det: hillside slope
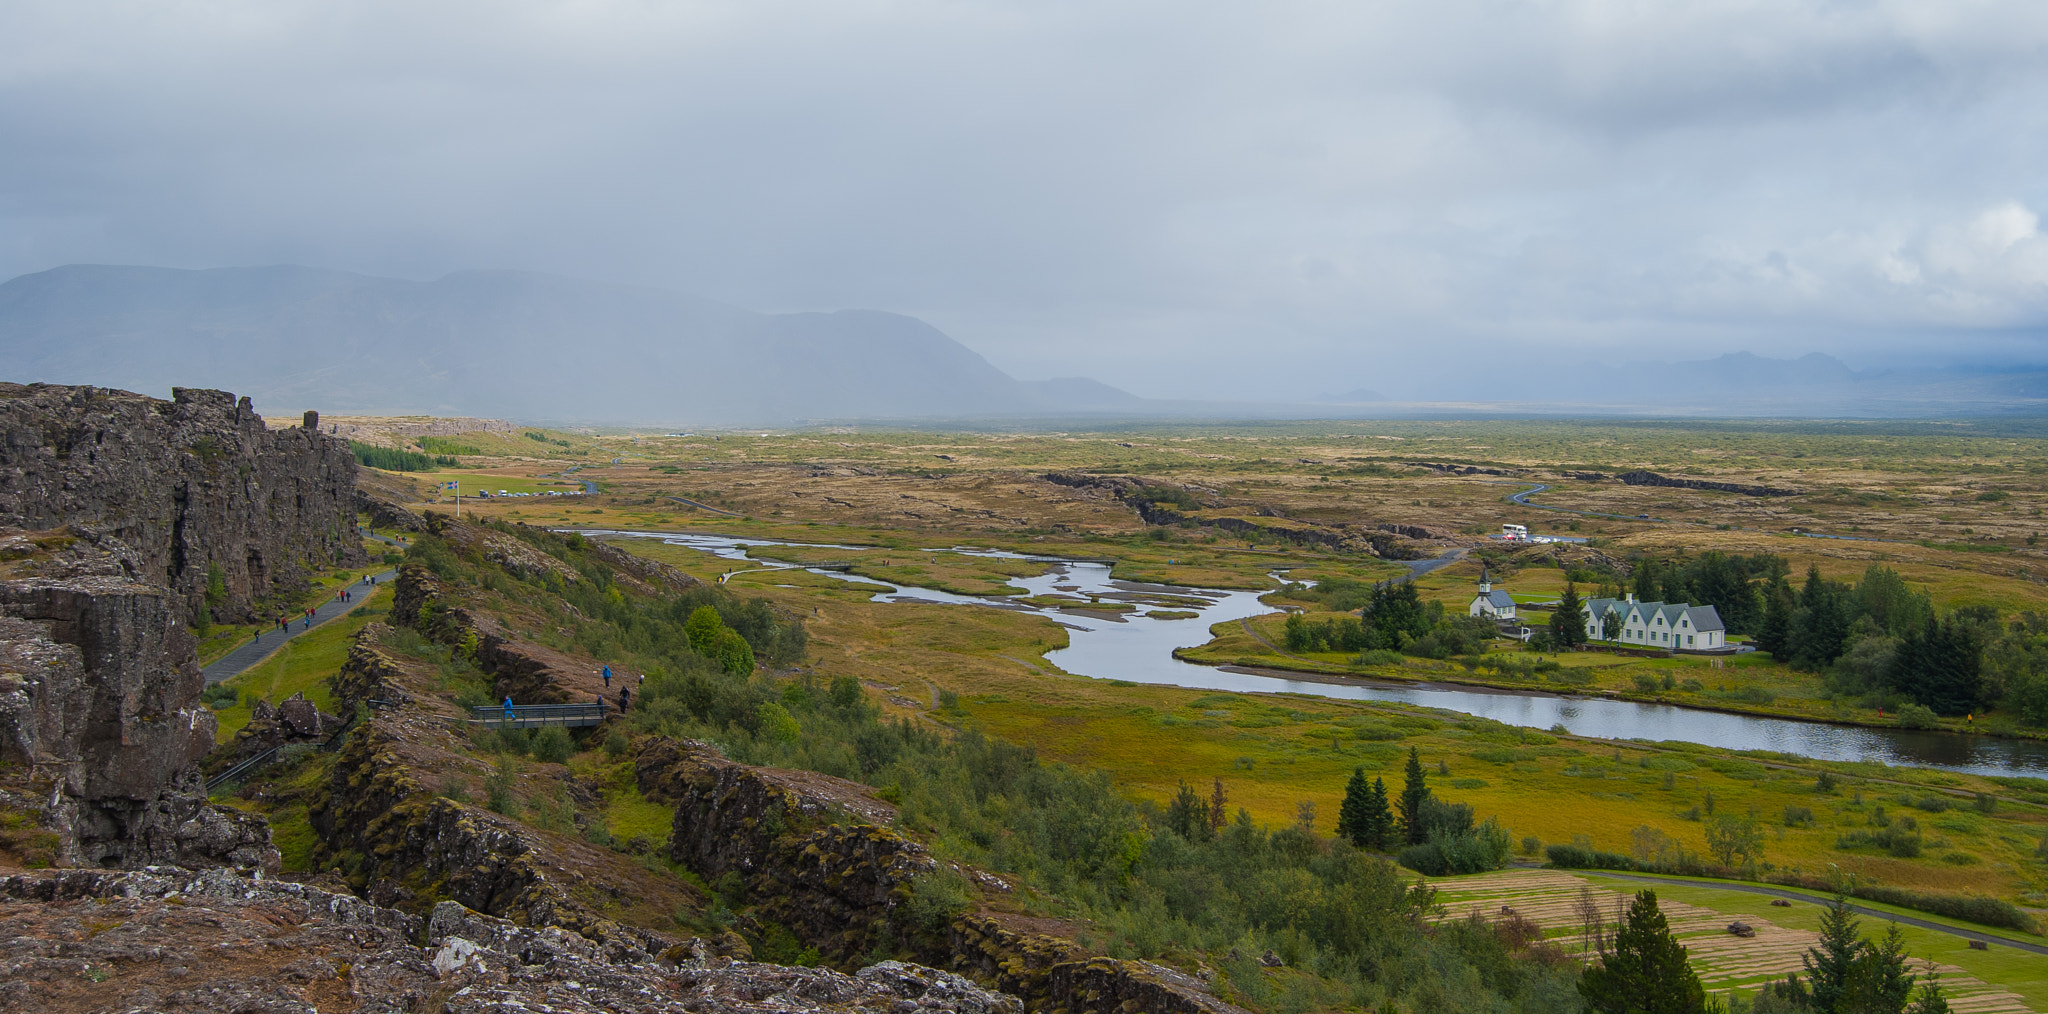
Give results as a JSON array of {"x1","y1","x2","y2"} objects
[{"x1": 0, "y1": 265, "x2": 1137, "y2": 425}]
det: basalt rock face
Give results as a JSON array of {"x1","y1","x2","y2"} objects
[
  {"x1": 308, "y1": 720, "x2": 685, "y2": 962},
  {"x1": 0, "y1": 383, "x2": 360, "y2": 873},
  {"x1": 0, "y1": 577, "x2": 273, "y2": 871},
  {"x1": 636, "y1": 737, "x2": 925, "y2": 962},
  {"x1": 0, "y1": 383, "x2": 365, "y2": 623}
]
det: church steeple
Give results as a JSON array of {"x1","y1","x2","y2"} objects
[{"x1": 1478, "y1": 564, "x2": 1491, "y2": 594}]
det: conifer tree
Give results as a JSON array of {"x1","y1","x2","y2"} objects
[
  {"x1": 1337, "y1": 767, "x2": 1372, "y2": 847},
  {"x1": 1366, "y1": 776, "x2": 1394, "y2": 850},
  {"x1": 1552, "y1": 583, "x2": 1586, "y2": 647},
  {"x1": 1756, "y1": 576, "x2": 1796, "y2": 658},
  {"x1": 1578, "y1": 889, "x2": 1707, "y2": 1014},
  {"x1": 1399, "y1": 747, "x2": 1430, "y2": 846},
  {"x1": 1803, "y1": 896, "x2": 1864, "y2": 1014}
]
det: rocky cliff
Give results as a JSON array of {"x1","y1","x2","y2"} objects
[
  {"x1": 0, "y1": 383, "x2": 363, "y2": 873},
  {"x1": 0, "y1": 383, "x2": 365, "y2": 623}
]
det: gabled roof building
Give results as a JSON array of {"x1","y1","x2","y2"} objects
[
  {"x1": 1468, "y1": 564, "x2": 1517, "y2": 620},
  {"x1": 1582, "y1": 593, "x2": 1726, "y2": 651}
]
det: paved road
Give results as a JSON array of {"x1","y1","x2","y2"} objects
[
  {"x1": 1574, "y1": 869, "x2": 2048, "y2": 956},
  {"x1": 202, "y1": 527, "x2": 406, "y2": 686},
  {"x1": 1397, "y1": 547, "x2": 1465, "y2": 582}
]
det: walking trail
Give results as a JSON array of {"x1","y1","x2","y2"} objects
[{"x1": 201, "y1": 528, "x2": 403, "y2": 686}]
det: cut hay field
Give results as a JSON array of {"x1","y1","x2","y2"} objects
[{"x1": 1432, "y1": 869, "x2": 2047, "y2": 1011}]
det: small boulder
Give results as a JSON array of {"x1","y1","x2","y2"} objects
[
  {"x1": 1727, "y1": 922, "x2": 1756, "y2": 938},
  {"x1": 1259, "y1": 949, "x2": 1285, "y2": 967}
]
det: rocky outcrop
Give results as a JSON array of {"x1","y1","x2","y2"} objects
[
  {"x1": 636, "y1": 738, "x2": 1251, "y2": 1014},
  {"x1": 0, "y1": 866, "x2": 1022, "y2": 1014},
  {"x1": 583, "y1": 533, "x2": 702, "y2": 594},
  {"x1": 392, "y1": 560, "x2": 594, "y2": 704},
  {"x1": 309, "y1": 721, "x2": 682, "y2": 961},
  {"x1": 1405, "y1": 461, "x2": 1520, "y2": 476},
  {"x1": 0, "y1": 384, "x2": 366, "y2": 624},
  {"x1": 0, "y1": 580, "x2": 273, "y2": 871},
  {"x1": 218, "y1": 691, "x2": 345, "y2": 764},
  {"x1": 951, "y1": 916, "x2": 1248, "y2": 1014},
  {"x1": 1617, "y1": 470, "x2": 1801, "y2": 497},
  {"x1": 636, "y1": 737, "x2": 921, "y2": 960},
  {"x1": 329, "y1": 623, "x2": 418, "y2": 711}
]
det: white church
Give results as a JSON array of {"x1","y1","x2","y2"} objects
[
  {"x1": 1580, "y1": 593, "x2": 1727, "y2": 651},
  {"x1": 1467, "y1": 565, "x2": 1517, "y2": 620}
]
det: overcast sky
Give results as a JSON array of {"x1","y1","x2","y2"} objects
[{"x1": 3, "y1": 1, "x2": 2046, "y2": 400}]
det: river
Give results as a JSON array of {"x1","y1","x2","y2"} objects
[{"x1": 583, "y1": 529, "x2": 2048, "y2": 779}]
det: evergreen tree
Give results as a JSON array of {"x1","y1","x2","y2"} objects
[
  {"x1": 1167, "y1": 780, "x2": 1209, "y2": 841},
  {"x1": 1803, "y1": 896, "x2": 1864, "y2": 1014},
  {"x1": 1756, "y1": 576, "x2": 1796, "y2": 658},
  {"x1": 1362, "y1": 581, "x2": 1432, "y2": 648},
  {"x1": 1208, "y1": 777, "x2": 1228, "y2": 833},
  {"x1": 1892, "y1": 616, "x2": 1983, "y2": 717},
  {"x1": 1634, "y1": 561, "x2": 1661, "y2": 602},
  {"x1": 1842, "y1": 922, "x2": 1915, "y2": 1014},
  {"x1": 1552, "y1": 583, "x2": 1587, "y2": 647},
  {"x1": 1578, "y1": 889, "x2": 1708, "y2": 1014},
  {"x1": 1399, "y1": 747, "x2": 1430, "y2": 846},
  {"x1": 1337, "y1": 767, "x2": 1372, "y2": 847},
  {"x1": 1794, "y1": 566, "x2": 1854, "y2": 670},
  {"x1": 1365, "y1": 776, "x2": 1393, "y2": 850}
]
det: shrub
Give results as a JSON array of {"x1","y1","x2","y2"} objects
[
  {"x1": 1782, "y1": 805, "x2": 1814, "y2": 828},
  {"x1": 1632, "y1": 674, "x2": 1660, "y2": 693},
  {"x1": 1912, "y1": 794, "x2": 1951, "y2": 813},
  {"x1": 1544, "y1": 844, "x2": 1636, "y2": 870},
  {"x1": 1895, "y1": 702, "x2": 1940, "y2": 729},
  {"x1": 495, "y1": 727, "x2": 529, "y2": 756},
  {"x1": 531, "y1": 727, "x2": 574, "y2": 764}
]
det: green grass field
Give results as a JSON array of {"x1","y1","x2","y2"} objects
[{"x1": 208, "y1": 581, "x2": 392, "y2": 741}]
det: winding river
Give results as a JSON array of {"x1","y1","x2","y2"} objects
[{"x1": 584, "y1": 529, "x2": 2048, "y2": 779}]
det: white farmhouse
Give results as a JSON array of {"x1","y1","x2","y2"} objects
[
  {"x1": 1467, "y1": 565, "x2": 1517, "y2": 620},
  {"x1": 1582, "y1": 593, "x2": 1726, "y2": 651}
]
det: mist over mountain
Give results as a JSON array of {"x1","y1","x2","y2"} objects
[
  {"x1": 4, "y1": 264, "x2": 2044, "y2": 424},
  {"x1": 0, "y1": 265, "x2": 1141, "y2": 425}
]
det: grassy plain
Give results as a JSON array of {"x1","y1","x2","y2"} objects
[{"x1": 346, "y1": 417, "x2": 2048, "y2": 964}]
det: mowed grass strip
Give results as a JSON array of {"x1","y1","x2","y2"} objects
[{"x1": 1431, "y1": 869, "x2": 2043, "y2": 1011}]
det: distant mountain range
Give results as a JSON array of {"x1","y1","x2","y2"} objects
[
  {"x1": 3, "y1": 264, "x2": 2043, "y2": 423},
  {"x1": 0, "y1": 265, "x2": 1141, "y2": 425}
]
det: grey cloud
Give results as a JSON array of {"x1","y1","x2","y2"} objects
[{"x1": 1, "y1": 0, "x2": 2046, "y2": 403}]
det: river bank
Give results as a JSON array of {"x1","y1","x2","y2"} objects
[{"x1": 1174, "y1": 642, "x2": 2048, "y2": 747}]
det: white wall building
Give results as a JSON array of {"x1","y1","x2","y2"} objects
[
  {"x1": 1582, "y1": 594, "x2": 1726, "y2": 651},
  {"x1": 1468, "y1": 565, "x2": 1517, "y2": 620}
]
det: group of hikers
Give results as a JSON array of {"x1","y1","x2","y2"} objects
[
  {"x1": 249, "y1": 572, "x2": 382, "y2": 646},
  {"x1": 498, "y1": 663, "x2": 640, "y2": 723}
]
